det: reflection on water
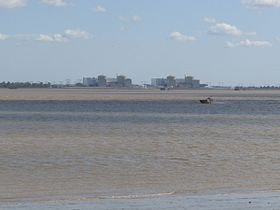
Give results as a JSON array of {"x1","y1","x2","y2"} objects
[{"x1": 1, "y1": 100, "x2": 280, "y2": 201}]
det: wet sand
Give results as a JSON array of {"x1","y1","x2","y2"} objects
[{"x1": 0, "y1": 88, "x2": 280, "y2": 101}]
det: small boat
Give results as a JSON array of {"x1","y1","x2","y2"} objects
[{"x1": 200, "y1": 97, "x2": 213, "y2": 104}]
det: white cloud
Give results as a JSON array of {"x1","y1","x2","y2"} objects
[
  {"x1": 209, "y1": 22, "x2": 243, "y2": 36},
  {"x1": 64, "y1": 29, "x2": 91, "y2": 39},
  {"x1": 41, "y1": 0, "x2": 67, "y2": 7},
  {"x1": 207, "y1": 19, "x2": 256, "y2": 37},
  {"x1": 0, "y1": 33, "x2": 10, "y2": 40},
  {"x1": 0, "y1": 0, "x2": 26, "y2": 8},
  {"x1": 0, "y1": 29, "x2": 91, "y2": 43},
  {"x1": 95, "y1": 5, "x2": 106, "y2": 12},
  {"x1": 170, "y1": 32, "x2": 196, "y2": 41},
  {"x1": 242, "y1": 0, "x2": 280, "y2": 7},
  {"x1": 203, "y1": 17, "x2": 216, "y2": 24},
  {"x1": 36, "y1": 29, "x2": 91, "y2": 42},
  {"x1": 226, "y1": 39, "x2": 272, "y2": 48},
  {"x1": 36, "y1": 34, "x2": 68, "y2": 42}
]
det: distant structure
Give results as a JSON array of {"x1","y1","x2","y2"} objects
[
  {"x1": 151, "y1": 78, "x2": 166, "y2": 87},
  {"x1": 98, "y1": 75, "x2": 107, "y2": 87},
  {"x1": 166, "y1": 75, "x2": 176, "y2": 88},
  {"x1": 83, "y1": 75, "x2": 132, "y2": 87},
  {"x1": 83, "y1": 77, "x2": 97, "y2": 86},
  {"x1": 151, "y1": 75, "x2": 207, "y2": 88}
]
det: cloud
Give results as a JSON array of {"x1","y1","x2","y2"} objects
[
  {"x1": 41, "y1": 0, "x2": 67, "y2": 7},
  {"x1": 0, "y1": 0, "x2": 26, "y2": 8},
  {"x1": 244, "y1": 31, "x2": 257, "y2": 35},
  {"x1": 170, "y1": 32, "x2": 196, "y2": 41},
  {"x1": 95, "y1": 5, "x2": 106, "y2": 12},
  {"x1": 36, "y1": 34, "x2": 68, "y2": 42},
  {"x1": 0, "y1": 0, "x2": 69, "y2": 8},
  {"x1": 242, "y1": 0, "x2": 280, "y2": 7},
  {"x1": 226, "y1": 39, "x2": 272, "y2": 48},
  {"x1": 132, "y1": 16, "x2": 142, "y2": 22},
  {"x1": 36, "y1": 29, "x2": 91, "y2": 42},
  {"x1": 206, "y1": 18, "x2": 256, "y2": 37},
  {"x1": 209, "y1": 22, "x2": 243, "y2": 36},
  {"x1": 0, "y1": 33, "x2": 10, "y2": 40},
  {"x1": 64, "y1": 29, "x2": 91, "y2": 39},
  {"x1": 119, "y1": 15, "x2": 142, "y2": 22},
  {"x1": 203, "y1": 17, "x2": 216, "y2": 24},
  {"x1": 0, "y1": 29, "x2": 92, "y2": 43}
]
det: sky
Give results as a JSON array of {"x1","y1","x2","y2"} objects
[{"x1": 1, "y1": 0, "x2": 280, "y2": 86}]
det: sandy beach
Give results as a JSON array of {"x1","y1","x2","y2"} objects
[{"x1": 0, "y1": 88, "x2": 280, "y2": 101}]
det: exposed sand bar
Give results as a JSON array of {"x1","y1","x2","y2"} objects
[{"x1": 0, "y1": 88, "x2": 280, "y2": 100}]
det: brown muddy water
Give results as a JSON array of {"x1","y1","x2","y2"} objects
[{"x1": 1, "y1": 89, "x2": 280, "y2": 203}]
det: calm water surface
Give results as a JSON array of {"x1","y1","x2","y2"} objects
[{"x1": 1, "y1": 99, "x2": 280, "y2": 206}]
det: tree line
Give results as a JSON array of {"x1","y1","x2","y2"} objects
[{"x1": 0, "y1": 82, "x2": 51, "y2": 89}]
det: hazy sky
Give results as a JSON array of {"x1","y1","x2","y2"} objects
[{"x1": 1, "y1": 0, "x2": 280, "y2": 86}]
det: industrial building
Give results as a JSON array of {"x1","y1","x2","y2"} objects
[
  {"x1": 151, "y1": 75, "x2": 206, "y2": 88},
  {"x1": 82, "y1": 77, "x2": 97, "y2": 86},
  {"x1": 83, "y1": 75, "x2": 132, "y2": 87}
]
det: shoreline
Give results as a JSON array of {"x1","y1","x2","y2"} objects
[
  {"x1": 2, "y1": 189, "x2": 280, "y2": 210},
  {"x1": 0, "y1": 88, "x2": 280, "y2": 101},
  {"x1": 1, "y1": 187, "x2": 280, "y2": 204}
]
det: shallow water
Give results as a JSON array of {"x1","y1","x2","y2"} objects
[
  {"x1": 2, "y1": 191, "x2": 280, "y2": 210},
  {"x1": 1, "y1": 98, "x2": 280, "y2": 203}
]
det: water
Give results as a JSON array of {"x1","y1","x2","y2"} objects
[
  {"x1": 0, "y1": 99, "x2": 280, "y2": 114},
  {"x1": 1, "y1": 99, "x2": 280, "y2": 207},
  {"x1": 2, "y1": 191, "x2": 280, "y2": 210}
]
